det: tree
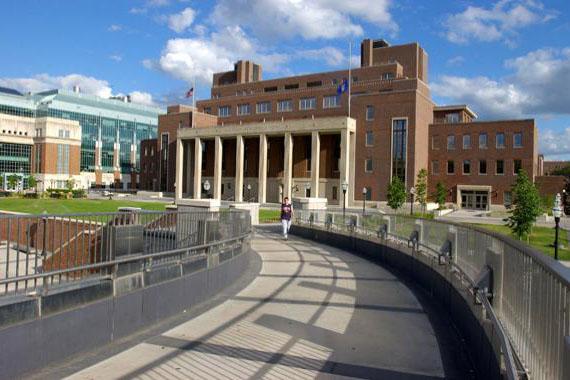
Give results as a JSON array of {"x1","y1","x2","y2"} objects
[
  {"x1": 551, "y1": 165, "x2": 570, "y2": 177},
  {"x1": 27, "y1": 175, "x2": 37, "y2": 191},
  {"x1": 415, "y1": 169, "x2": 428, "y2": 213},
  {"x1": 66, "y1": 179, "x2": 75, "y2": 191},
  {"x1": 435, "y1": 182, "x2": 447, "y2": 210},
  {"x1": 506, "y1": 170, "x2": 542, "y2": 240},
  {"x1": 7, "y1": 174, "x2": 19, "y2": 190},
  {"x1": 387, "y1": 177, "x2": 406, "y2": 211}
]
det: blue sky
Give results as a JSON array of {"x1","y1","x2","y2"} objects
[{"x1": 1, "y1": 0, "x2": 570, "y2": 159}]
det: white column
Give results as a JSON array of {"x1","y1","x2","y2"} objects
[
  {"x1": 340, "y1": 129, "x2": 351, "y2": 204},
  {"x1": 258, "y1": 134, "x2": 268, "y2": 204},
  {"x1": 349, "y1": 131, "x2": 356, "y2": 204},
  {"x1": 175, "y1": 138, "x2": 184, "y2": 202},
  {"x1": 193, "y1": 137, "x2": 202, "y2": 199},
  {"x1": 283, "y1": 132, "x2": 293, "y2": 200},
  {"x1": 310, "y1": 131, "x2": 320, "y2": 198},
  {"x1": 235, "y1": 135, "x2": 244, "y2": 202},
  {"x1": 213, "y1": 136, "x2": 223, "y2": 200}
]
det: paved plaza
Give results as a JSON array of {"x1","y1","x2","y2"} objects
[{"x1": 44, "y1": 227, "x2": 472, "y2": 379}]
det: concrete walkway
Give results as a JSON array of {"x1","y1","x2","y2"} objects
[{"x1": 62, "y1": 228, "x2": 472, "y2": 379}]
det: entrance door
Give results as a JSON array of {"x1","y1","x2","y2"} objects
[{"x1": 461, "y1": 190, "x2": 489, "y2": 210}]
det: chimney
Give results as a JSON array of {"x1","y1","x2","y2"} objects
[{"x1": 73, "y1": 85, "x2": 81, "y2": 93}]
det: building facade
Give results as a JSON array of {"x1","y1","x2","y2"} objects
[
  {"x1": 0, "y1": 87, "x2": 162, "y2": 190},
  {"x1": 140, "y1": 38, "x2": 548, "y2": 210}
]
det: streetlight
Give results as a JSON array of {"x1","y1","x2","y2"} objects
[
  {"x1": 341, "y1": 181, "x2": 348, "y2": 220},
  {"x1": 553, "y1": 193, "x2": 563, "y2": 260},
  {"x1": 410, "y1": 186, "x2": 416, "y2": 216},
  {"x1": 203, "y1": 180, "x2": 211, "y2": 198},
  {"x1": 246, "y1": 183, "x2": 252, "y2": 202},
  {"x1": 362, "y1": 187, "x2": 367, "y2": 216}
]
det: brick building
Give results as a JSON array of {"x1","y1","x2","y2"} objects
[{"x1": 140, "y1": 38, "x2": 553, "y2": 210}]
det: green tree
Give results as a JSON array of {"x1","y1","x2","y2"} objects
[
  {"x1": 27, "y1": 175, "x2": 37, "y2": 191},
  {"x1": 7, "y1": 174, "x2": 19, "y2": 190},
  {"x1": 66, "y1": 179, "x2": 75, "y2": 191},
  {"x1": 415, "y1": 169, "x2": 428, "y2": 213},
  {"x1": 387, "y1": 177, "x2": 406, "y2": 211},
  {"x1": 435, "y1": 182, "x2": 447, "y2": 210},
  {"x1": 506, "y1": 170, "x2": 542, "y2": 240}
]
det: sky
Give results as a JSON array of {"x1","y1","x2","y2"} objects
[{"x1": 1, "y1": 0, "x2": 570, "y2": 159}]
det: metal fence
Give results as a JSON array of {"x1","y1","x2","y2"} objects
[
  {"x1": 0, "y1": 209, "x2": 251, "y2": 297},
  {"x1": 294, "y1": 210, "x2": 570, "y2": 380}
]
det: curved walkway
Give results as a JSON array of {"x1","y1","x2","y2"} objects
[{"x1": 65, "y1": 227, "x2": 472, "y2": 379}]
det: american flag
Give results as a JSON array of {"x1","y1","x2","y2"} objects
[{"x1": 185, "y1": 87, "x2": 194, "y2": 98}]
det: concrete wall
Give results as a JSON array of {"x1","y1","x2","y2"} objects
[{"x1": 0, "y1": 246, "x2": 254, "y2": 379}]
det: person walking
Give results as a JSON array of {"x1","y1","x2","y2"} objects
[{"x1": 280, "y1": 197, "x2": 293, "y2": 240}]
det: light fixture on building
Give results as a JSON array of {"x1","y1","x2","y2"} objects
[
  {"x1": 341, "y1": 181, "x2": 349, "y2": 220},
  {"x1": 553, "y1": 193, "x2": 563, "y2": 260}
]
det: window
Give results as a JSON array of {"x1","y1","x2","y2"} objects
[
  {"x1": 237, "y1": 104, "x2": 250, "y2": 116},
  {"x1": 496, "y1": 160, "x2": 504, "y2": 175},
  {"x1": 299, "y1": 97, "x2": 316, "y2": 110},
  {"x1": 431, "y1": 160, "x2": 439, "y2": 175},
  {"x1": 332, "y1": 186, "x2": 338, "y2": 200},
  {"x1": 305, "y1": 139, "x2": 311, "y2": 171},
  {"x1": 277, "y1": 99, "x2": 293, "y2": 112},
  {"x1": 365, "y1": 159, "x2": 373, "y2": 172},
  {"x1": 323, "y1": 95, "x2": 340, "y2": 109},
  {"x1": 218, "y1": 106, "x2": 231, "y2": 118},
  {"x1": 203, "y1": 107, "x2": 212, "y2": 114},
  {"x1": 366, "y1": 106, "x2": 375, "y2": 121},
  {"x1": 446, "y1": 113, "x2": 460, "y2": 123},
  {"x1": 307, "y1": 81, "x2": 322, "y2": 88},
  {"x1": 479, "y1": 160, "x2": 487, "y2": 175},
  {"x1": 463, "y1": 134, "x2": 471, "y2": 149},
  {"x1": 365, "y1": 131, "x2": 374, "y2": 146},
  {"x1": 58, "y1": 129, "x2": 64, "y2": 138},
  {"x1": 514, "y1": 159, "x2": 522, "y2": 174},
  {"x1": 264, "y1": 86, "x2": 277, "y2": 92},
  {"x1": 479, "y1": 133, "x2": 488, "y2": 149},
  {"x1": 463, "y1": 160, "x2": 471, "y2": 175},
  {"x1": 431, "y1": 135, "x2": 439, "y2": 150},
  {"x1": 65, "y1": 130, "x2": 70, "y2": 138},
  {"x1": 496, "y1": 133, "x2": 505, "y2": 148},
  {"x1": 256, "y1": 101, "x2": 271, "y2": 114},
  {"x1": 447, "y1": 160, "x2": 455, "y2": 174},
  {"x1": 514, "y1": 133, "x2": 522, "y2": 148},
  {"x1": 391, "y1": 119, "x2": 407, "y2": 182},
  {"x1": 56, "y1": 144, "x2": 69, "y2": 174},
  {"x1": 447, "y1": 135, "x2": 456, "y2": 150},
  {"x1": 284, "y1": 83, "x2": 299, "y2": 90},
  {"x1": 382, "y1": 72, "x2": 395, "y2": 80}
]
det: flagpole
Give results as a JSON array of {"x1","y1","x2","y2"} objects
[
  {"x1": 191, "y1": 75, "x2": 196, "y2": 128},
  {"x1": 348, "y1": 40, "x2": 352, "y2": 119}
]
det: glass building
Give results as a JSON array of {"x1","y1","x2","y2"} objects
[{"x1": 0, "y1": 87, "x2": 162, "y2": 188}]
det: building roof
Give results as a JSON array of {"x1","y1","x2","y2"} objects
[
  {"x1": 0, "y1": 87, "x2": 23, "y2": 96},
  {"x1": 434, "y1": 104, "x2": 478, "y2": 119}
]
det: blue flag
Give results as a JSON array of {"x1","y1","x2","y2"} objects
[{"x1": 337, "y1": 78, "x2": 348, "y2": 95}]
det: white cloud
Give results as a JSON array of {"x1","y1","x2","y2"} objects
[
  {"x1": 130, "y1": 0, "x2": 170, "y2": 15},
  {"x1": 168, "y1": 7, "x2": 195, "y2": 33},
  {"x1": 211, "y1": 0, "x2": 396, "y2": 40},
  {"x1": 148, "y1": 26, "x2": 289, "y2": 84},
  {"x1": 432, "y1": 47, "x2": 570, "y2": 120},
  {"x1": 443, "y1": 0, "x2": 556, "y2": 45},
  {"x1": 109, "y1": 54, "x2": 123, "y2": 62},
  {"x1": 540, "y1": 127, "x2": 570, "y2": 157},
  {"x1": 446, "y1": 56, "x2": 465, "y2": 67},
  {"x1": 128, "y1": 91, "x2": 157, "y2": 106},
  {"x1": 0, "y1": 74, "x2": 156, "y2": 107},
  {"x1": 299, "y1": 47, "x2": 345, "y2": 67},
  {"x1": 107, "y1": 24, "x2": 122, "y2": 32}
]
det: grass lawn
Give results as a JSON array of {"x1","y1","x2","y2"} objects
[
  {"x1": 0, "y1": 198, "x2": 168, "y2": 215},
  {"x1": 259, "y1": 208, "x2": 280, "y2": 223},
  {"x1": 472, "y1": 223, "x2": 570, "y2": 261}
]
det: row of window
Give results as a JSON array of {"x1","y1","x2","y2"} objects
[
  {"x1": 1, "y1": 129, "x2": 29, "y2": 136},
  {"x1": 436, "y1": 132, "x2": 523, "y2": 151},
  {"x1": 432, "y1": 159, "x2": 523, "y2": 176},
  {"x1": 216, "y1": 95, "x2": 344, "y2": 117}
]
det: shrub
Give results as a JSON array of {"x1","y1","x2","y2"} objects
[
  {"x1": 24, "y1": 192, "x2": 40, "y2": 199},
  {"x1": 72, "y1": 189, "x2": 86, "y2": 198}
]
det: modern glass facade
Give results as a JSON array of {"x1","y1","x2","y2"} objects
[
  {"x1": 392, "y1": 119, "x2": 407, "y2": 183},
  {"x1": 0, "y1": 89, "x2": 161, "y2": 179},
  {"x1": 0, "y1": 142, "x2": 32, "y2": 175}
]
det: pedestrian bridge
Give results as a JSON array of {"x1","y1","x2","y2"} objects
[{"x1": 0, "y1": 210, "x2": 568, "y2": 379}]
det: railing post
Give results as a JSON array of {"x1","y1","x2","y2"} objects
[
  {"x1": 382, "y1": 216, "x2": 391, "y2": 235},
  {"x1": 414, "y1": 219, "x2": 424, "y2": 245},
  {"x1": 563, "y1": 336, "x2": 570, "y2": 380},
  {"x1": 447, "y1": 226, "x2": 458, "y2": 264},
  {"x1": 485, "y1": 247, "x2": 504, "y2": 314}
]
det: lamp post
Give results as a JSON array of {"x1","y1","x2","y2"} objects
[
  {"x1": 410, "y1": 186, "x2": 416, "y2": 216},
  {"x1": 203, "y1": 180, "x2": 211, "y2": 198},
  {"x1": 246, "y1": 183, "x2": 251, "y2": 202},
  {"x1": 553, "y1": 193, "x2": 563, "y2": 260},
  {"x1": 341, "y1": 181, "x2": 348, "y2": 220},
  {"x1": 362, "y1": 187, "x2": 367, "y2": 216}
]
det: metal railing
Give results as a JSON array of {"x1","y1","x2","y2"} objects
[
  {"x1": 294, "y1": 210, "x2": 570, "y2": 380},
  {"x1": 0, "y1": 209, "x2": 251, "y2": 297}
]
